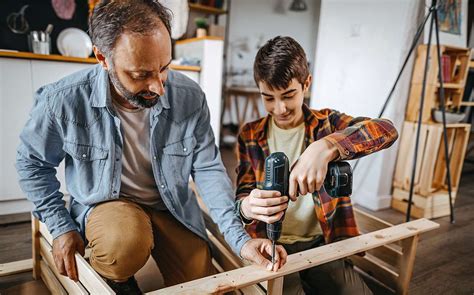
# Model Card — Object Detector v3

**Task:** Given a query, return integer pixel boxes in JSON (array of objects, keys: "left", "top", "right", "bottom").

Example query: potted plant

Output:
[{"left": 195, "top": 17, "right": 208, "bottom": 38}]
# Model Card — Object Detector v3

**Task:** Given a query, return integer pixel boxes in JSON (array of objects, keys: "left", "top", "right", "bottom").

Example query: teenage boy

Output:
[{"left": 235, "top": 36, "right": 398, "bottom": 294}]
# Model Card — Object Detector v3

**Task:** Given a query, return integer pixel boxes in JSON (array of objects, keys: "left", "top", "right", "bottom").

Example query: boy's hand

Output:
[
  {"left": 289, "top": 139, "right": 339, "bottom": 200},
  {"left": 241, "top": 189, "right": 289, "bottom": 223}
]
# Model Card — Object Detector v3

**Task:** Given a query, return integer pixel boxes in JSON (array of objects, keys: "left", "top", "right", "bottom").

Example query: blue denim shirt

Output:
[{"left": 16, "top": 64, "right": 251, "bottom": 256}]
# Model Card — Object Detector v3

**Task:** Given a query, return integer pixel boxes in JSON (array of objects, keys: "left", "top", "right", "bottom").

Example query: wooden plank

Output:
[
  {"left": 40, "top": 260, "right": 68, "bottom": 295},
  {"left": 418, "top": 124, "right": 443, "bottom": 195},
  {"left": 413, "top": 124, "right": 429, "bottom": 189},
  {"left": 391, "top": 193, "right": 454, "bottom": 219},
  {"left": 448, "top": 126, "right": 471, "bottom": 188},
  {"left": 433, "top": 128, "right": 457, "bottom": 187},
  {"left": 366, "top": 245, "right": 402, "bottom": 270},
  {"left": 393, "top": 122, "right": 414, "bottom": 188},
  {"left": 0, "top": 50, "right": 97, "bottom": 64},
  {"left": 392, "top": 199, "right": 428, "bottom": 219},
  {"left": 39, "top": 221, "right": 53, "bottom": 245},
  {"left": 350, "top": 254, "right": 398, "bottom": 291},
  {"left": 149, "top": 219, "right": 439, "bottom": 294},
  {"left": 32, "top": 216, "right": 41, "bottom": 279},
  {"left": 410, "top": 45, "right": 438, "bottom": 85},
  {"left": 75, "top": 253, "right": 114, "bottom": 294},
  {"left": 435, "top": 82, "right": 463, "bottom": 89},
  {"left": 396, "top": 235, "right": 419, "bottom": 295},
  {"left": 406, "top": 83, "right": 438, "bottom": 123},
  {"left": 353, "top": 208, "right": 393, "bottom": 232},
  {"left": 0, "top": 259, "right": 32, "bottom": 277},
  {"left": 267, "top": 277, "right": 284, "bottom": 295},
  {"left": 39, "top": 237, "right": 89, "bottom": 295},
  {"left": 393, "top": 188, "right": 456, "bottom": 209}
]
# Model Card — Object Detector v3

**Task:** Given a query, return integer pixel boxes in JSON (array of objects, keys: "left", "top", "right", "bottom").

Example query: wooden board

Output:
[
  {"left": 39, "top": 260, "right": 68, "bottom": 295},
  {"left": 0, "top": 259, "right": 32, "bottom": 277},
  {"left": 149, "top": 219, "right": 439, "bottom": 294},
  {"left": 39, "top": 237, "right": 88, "bottom": 295},
  {"left": 39, "top": 222, "right": 113, "bottom": 294}
]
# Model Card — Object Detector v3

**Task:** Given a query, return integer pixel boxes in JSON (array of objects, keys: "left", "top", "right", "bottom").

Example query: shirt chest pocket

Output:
[
  {"left": 162, "top": 136, "right": 196, "bottom": 182},
  {"left": 63, "top": 142, "right": 109, "bottom": 195}
]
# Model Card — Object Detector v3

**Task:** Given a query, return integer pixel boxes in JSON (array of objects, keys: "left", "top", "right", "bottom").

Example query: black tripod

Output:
[{"left": 353, "top": 0, "right": 456, "bottom": 223}]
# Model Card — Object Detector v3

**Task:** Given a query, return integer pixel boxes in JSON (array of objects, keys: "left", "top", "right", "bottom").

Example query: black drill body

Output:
[
  {"left": 262, "top": 152, "right": 353, "bottom": 263},
  {"left": 262, "top": 152, "right": 290, "bottom": 243}
]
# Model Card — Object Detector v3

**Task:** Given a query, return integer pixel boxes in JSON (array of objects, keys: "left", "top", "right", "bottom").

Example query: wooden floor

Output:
[{"left": 1, "top": 146, "right": 473, "bottom": 294}]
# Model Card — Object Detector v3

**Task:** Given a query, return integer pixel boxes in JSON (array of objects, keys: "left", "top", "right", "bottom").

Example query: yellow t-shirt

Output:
[{"left": 267, "top": 118, "right": 323, "bottom": 244}]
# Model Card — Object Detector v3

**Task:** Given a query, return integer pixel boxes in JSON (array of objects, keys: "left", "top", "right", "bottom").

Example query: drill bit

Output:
[{"left": 271, "top": 240, "right": 276, "bottom": 267}]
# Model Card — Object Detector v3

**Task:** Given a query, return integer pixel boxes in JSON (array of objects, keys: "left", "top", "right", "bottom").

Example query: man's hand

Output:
[
  {"left": 52, "top": 231, "right": 85, "bottom": 282},
  {"left": 289, "top": 139, "right": 339, "bottom": 200},
  {"left": 241, "top": 189, "right": 289, "bottom": 223},
  {"left": 241, "top": 238, "right": 287, "bottom": 272}
]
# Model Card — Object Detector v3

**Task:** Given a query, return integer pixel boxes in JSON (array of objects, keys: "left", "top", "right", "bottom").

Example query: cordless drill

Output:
[
  {"left": 262, "top": 152, "right": 290, "bottom": 267},
  {"left": 263, "top": 152, "right": 353, "bottom": 266}
]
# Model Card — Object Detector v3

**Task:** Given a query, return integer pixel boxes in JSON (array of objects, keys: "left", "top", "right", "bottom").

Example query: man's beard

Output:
[{"left": 108, "top": 67, "right": 160, "bottom": 109}]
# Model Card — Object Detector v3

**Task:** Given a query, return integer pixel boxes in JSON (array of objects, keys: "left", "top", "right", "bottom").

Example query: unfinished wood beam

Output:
[
  {"left": 39, "top": 237, "right": 88, "bottom": 295},
  {"left": 32, "top": 215, "right": 41, "bottom": 279},
  {"left": 39, "top": 233, "right": 113, "bottom": 294},
  {"left": 0, "top": 259, "right": 32, "bottom": 277},
  {"left": 39, "top": 260, "right": 68, "bottom": 295},
  {"left": 267, "top": 276, "right": 284, "bottom": 295},
  {"left": 350, "top": 254, "right": 398, "bottom": 290},
  {"left": 39, "top": 221, "right": 53, "bottom": 245},
  {"left": 149, "top": 218, "right": 439, "bottom": 294},
  {"left": 397, "top": 235, "right": 419, "bottom": 295}
]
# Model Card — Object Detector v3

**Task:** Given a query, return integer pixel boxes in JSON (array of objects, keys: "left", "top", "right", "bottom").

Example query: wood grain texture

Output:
[{"left": 149, "top": 219, "right": 438, "bottom": 294}]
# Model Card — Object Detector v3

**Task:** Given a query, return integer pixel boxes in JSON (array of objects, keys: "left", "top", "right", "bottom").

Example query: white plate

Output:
[{"left": 57, "top": 28, "right": 92, "bottom": 58}]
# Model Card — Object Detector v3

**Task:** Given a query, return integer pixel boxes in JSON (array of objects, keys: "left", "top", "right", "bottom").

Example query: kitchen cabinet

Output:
[
  {"left": 0, "top": 51, "right": 214, "bottom": 215},
  {"left": 0, "top": 57, "right": 93, "bottom": 215}
]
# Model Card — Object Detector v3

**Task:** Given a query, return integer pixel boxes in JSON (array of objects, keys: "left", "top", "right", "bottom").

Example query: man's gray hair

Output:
[{"left": 89, "top": 0, "right": 172, "bottom": 58}]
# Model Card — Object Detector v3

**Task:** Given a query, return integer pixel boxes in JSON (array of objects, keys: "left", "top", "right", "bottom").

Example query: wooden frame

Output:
[
  {"left": 31, "top": 207, "right": 438, "bottom": 295},
  {"left": 393, "top": 121, "right": 471, "bottom": 195},
  {"left": 406, "top": 45, "right": 472, "bottom": 122},
  {"left": 151, "top": 216, "right": 438, "bottom": 294}
]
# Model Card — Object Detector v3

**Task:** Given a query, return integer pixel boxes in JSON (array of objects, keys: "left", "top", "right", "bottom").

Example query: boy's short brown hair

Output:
[{"left": 253, "top": 36, "right": 309, "bottom": 90}]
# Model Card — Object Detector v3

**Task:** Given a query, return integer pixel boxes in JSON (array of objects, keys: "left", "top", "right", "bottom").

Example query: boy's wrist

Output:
[
  {"left": 324, "top": 138, "right": 339, "bottom": 161},
  {"left": 313, "top": 139, "right": 339, "bottom": 162}
]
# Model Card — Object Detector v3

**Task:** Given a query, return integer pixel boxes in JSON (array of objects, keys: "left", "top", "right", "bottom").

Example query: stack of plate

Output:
[{"left": 57, "top": 28, "right": 93, "bottom": 58}]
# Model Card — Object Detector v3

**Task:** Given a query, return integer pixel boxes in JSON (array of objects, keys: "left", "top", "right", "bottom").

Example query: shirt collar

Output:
[{"left": 90, "top": 64, "right": 171, "bottom": 112}]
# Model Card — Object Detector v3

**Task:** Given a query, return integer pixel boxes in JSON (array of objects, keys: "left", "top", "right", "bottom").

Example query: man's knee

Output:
[{"left": 86, "top": 201, "right": 154, "bottom": 281}]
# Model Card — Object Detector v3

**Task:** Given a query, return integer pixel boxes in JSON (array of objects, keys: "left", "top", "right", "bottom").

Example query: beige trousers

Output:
[{"left": 85, "top": 199, "right": 215, "bottom": 286}]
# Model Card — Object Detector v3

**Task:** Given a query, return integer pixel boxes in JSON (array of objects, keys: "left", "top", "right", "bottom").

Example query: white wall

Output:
[
  {"left": 311, "top": 0, "right": 424, "bottom": 210},
  {"left": 222, "top": 0, "right": 321, "bottom": 124},
  {"left": 424, "top": 0, "right": 468, "bottom": 47},
  {"left": 226, "top": 0, "right": 320, "bottom": 85}
]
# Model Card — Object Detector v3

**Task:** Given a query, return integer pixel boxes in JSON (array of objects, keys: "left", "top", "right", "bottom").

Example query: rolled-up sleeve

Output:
[{"left": 322, "top": 109, "right": 399, "bottom": 160}]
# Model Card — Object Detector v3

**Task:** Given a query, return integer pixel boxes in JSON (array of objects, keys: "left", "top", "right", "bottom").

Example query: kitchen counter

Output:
[{"left": 0, "top": 50, "right": 201, "bottom": 72}]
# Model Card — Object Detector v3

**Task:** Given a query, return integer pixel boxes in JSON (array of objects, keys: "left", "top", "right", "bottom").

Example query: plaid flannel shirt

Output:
[{"left": 236, "top": 104, "right": 398, "bottom": 244}]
